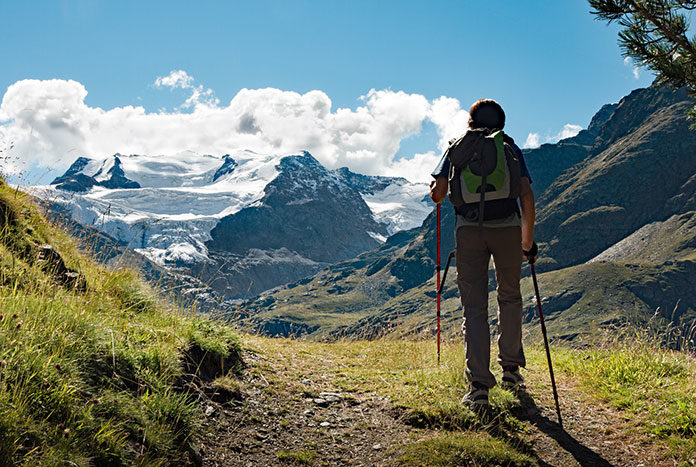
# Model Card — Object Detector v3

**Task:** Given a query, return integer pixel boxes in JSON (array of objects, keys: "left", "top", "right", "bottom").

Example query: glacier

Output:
[{"left": 32, "top": 150, "right": 431, "bottom": 267}]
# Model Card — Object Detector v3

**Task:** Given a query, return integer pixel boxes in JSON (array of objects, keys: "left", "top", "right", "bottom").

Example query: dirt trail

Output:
[
  {"left": 198, "top": 347, "right": 418, "bottom": 466},
  {"left": 198, "top": 341, "right": 675, "bottom": 466}
]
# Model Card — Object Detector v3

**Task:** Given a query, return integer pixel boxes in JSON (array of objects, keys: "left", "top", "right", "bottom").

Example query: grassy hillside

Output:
[
  {"left": 590, "top": 211, "right": 696, "bottom": 264},
  {"left": 0, "top": 180, "right": 241, "bottom": 465},
  {"left": 230, "top": 240, "right": 696, "bottom": 346}
]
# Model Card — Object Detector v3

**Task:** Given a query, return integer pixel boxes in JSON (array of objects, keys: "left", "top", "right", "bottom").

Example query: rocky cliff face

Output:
[{"left": 207, "top": 152, "right": 386, "bottom": 262}]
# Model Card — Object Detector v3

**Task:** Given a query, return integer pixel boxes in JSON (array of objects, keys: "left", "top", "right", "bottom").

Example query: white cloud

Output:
[
  {"left": 524, "top": 132, "right": 540, "bottom": 149},
  {"left": 0, "top": 74, "right": 470, "bottom": 183},
  {"left": 623, "top": 57, "right": 640, "bottom": 80},
  {"left": 154, "top": 69, "right": 219, "bottom": 109},
  {"left": 428, "top": 96, "right": 469, "bottom": 152},
  {"left": 523, "top": 123, "right": 582, "bottom": 149},
  {"left": 154, "top": 69, "right": 194, "bottom": 89},
  {"left": 558, "top": 123, "right": 582, "bottom": 139},
  {"left": 385, "top": 151, "right": 440, "bottom": 184}
]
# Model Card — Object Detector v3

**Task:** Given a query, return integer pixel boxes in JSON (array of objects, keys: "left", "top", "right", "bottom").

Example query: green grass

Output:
[
  {"left": 399, "top": 432, "right": 535, "bottom": 466},
  {"left": 276, "top": 448, "right": 316, "bottom": 464},
  {"left": 0, "top": 182, "right": 241, "bottom": 465},
  {"left": 550, "top": 336, "right": 696, "bottom": 461}
]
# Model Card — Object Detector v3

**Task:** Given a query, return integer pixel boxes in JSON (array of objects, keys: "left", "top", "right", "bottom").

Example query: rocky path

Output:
[
  {"left": 197, "top": 338, "right": 677, "bottom": 466},
  {"left": 197, "top": 346, "right": 419, "bottom": 466}
]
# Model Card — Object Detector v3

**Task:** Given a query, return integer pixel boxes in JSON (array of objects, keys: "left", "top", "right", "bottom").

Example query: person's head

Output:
[{"left": 468, "top": 99, "right": 505, "bottom": 130}]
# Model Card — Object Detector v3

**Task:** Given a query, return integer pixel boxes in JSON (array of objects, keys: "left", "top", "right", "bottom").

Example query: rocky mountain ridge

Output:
[{"left": 35, "top": 150, "right": 430, "bottom": 299}]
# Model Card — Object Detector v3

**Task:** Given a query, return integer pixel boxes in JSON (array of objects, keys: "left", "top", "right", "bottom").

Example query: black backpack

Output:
[{"left": 445, "top": 129, "right": 522, "bottom": 228}]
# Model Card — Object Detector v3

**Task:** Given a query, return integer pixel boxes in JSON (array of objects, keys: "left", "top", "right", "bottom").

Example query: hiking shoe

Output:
[
  {"left": 501, "top": 366, "right": 525, "bottom": 390},
  {"left": 462, "top": 382, "right": 489, "bottom": 408}
]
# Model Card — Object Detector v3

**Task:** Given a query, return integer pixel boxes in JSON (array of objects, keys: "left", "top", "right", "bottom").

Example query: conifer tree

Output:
[{"left": 589, "top": 0, "right": 696, "bottom": 120}]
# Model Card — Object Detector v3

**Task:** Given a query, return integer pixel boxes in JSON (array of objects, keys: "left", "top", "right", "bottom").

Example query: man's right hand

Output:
[{"left": 430, "top": 176, "right": 448, "bottom": 204}]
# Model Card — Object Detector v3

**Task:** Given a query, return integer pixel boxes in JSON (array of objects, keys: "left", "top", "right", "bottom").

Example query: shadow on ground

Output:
[{"left": 513, "top": 391, "right": 614, "bottom": 467}]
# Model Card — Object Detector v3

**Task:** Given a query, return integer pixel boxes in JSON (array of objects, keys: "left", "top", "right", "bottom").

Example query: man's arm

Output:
[
  {"left": 430, "top": 175, "right": 448, "bottom": 204},
  {"left": 519, "top": 177, "right": 535, "bottom": 253}
]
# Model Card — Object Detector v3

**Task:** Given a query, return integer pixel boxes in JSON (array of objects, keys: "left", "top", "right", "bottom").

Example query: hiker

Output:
[{"left": 429, "top": 99, "right": 537, "bottom": 408}]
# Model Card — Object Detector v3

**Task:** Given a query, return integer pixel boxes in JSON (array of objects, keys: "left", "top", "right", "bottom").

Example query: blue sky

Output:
[{"left": 0, "top": 0, "right": 654, "bottom": 183}]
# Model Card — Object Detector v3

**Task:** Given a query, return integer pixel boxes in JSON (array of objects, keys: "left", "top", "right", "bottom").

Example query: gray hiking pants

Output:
[{"left": 455, "top": 226, "right": 526, "bottom": 388}]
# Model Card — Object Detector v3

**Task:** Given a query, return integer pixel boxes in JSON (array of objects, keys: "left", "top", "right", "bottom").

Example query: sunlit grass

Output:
[
  {"left": 0, "top": 182, "right": 241, "bottom": 464},
  {"left": 398, "top": 432, "right": 535, "bottom": 466},
  {"left": 548, "top": 335, "right": 696, "bottom": 461}
]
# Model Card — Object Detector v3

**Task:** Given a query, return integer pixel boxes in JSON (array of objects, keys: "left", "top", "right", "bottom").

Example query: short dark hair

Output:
[{"left": 468, "top": 99, "right": 505, "bottom": 130}]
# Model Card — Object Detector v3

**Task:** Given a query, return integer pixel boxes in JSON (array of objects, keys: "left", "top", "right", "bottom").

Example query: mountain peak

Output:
[
  {"left": 212, "top": 154, "right": 238, "bottom": 182},
  {"left": 51, "top": 153, "right": 140, "bottom": 192},
  {"left": 279, "top": 151, "right": 323, "bottom": 169}
]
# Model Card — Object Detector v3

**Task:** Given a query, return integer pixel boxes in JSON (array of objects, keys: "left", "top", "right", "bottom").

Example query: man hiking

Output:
[{"left": 429, "top": 98, "right": 537, "bottom": 408}]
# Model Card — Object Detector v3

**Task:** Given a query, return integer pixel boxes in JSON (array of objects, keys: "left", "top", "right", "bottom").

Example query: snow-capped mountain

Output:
[{"left": 35, "top": 150, "right": 431, "bottom": 298}]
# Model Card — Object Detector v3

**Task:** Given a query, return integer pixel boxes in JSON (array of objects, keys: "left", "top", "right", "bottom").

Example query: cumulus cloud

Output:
[
  {"left": 523, "top": 123, "right": 582, "bottom": 149},
  {"left": 557, "top": 123, "right": 583, "bottom": 140},
  {"left": 385, "top": 151, "right": 439, "bottom": 183},
  {"left": 0, "top": 73, "right": 468, "bottom": 183},
  {"left": 429, "top": 96, "right": 469, "bottom": 151}
]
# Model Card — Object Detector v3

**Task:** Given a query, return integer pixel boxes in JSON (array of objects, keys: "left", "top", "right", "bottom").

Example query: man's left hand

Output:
[{"left": 523, "top": 242, "right": 538, "bottom": 264}]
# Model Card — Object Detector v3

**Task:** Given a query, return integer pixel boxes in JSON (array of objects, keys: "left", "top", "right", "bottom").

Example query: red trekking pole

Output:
[
  {"left": 436, "top": 204, "right": 441, "bottom": 365},
  {"left": 527, "top": 249, "right": 563, "bottom": 429}
]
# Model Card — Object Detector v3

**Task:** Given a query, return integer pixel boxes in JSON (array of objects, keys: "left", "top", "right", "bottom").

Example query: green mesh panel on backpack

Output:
[{"left": 461, "top": 130, "right": 506, "bottom": 194}]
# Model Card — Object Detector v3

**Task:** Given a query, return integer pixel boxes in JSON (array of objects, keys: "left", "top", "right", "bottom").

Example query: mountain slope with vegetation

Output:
[
  {"left": 0, "top": 179, "right": 241, "bottom": 465},
  {"left": 234, "top": 83, "right": 696, "bottom": 343},
  {"left": 4, "top": 168, "right": 696, "bottom": 466},
  {"left": 536, "top": 85, "right": 696, "bottom": 269}
]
